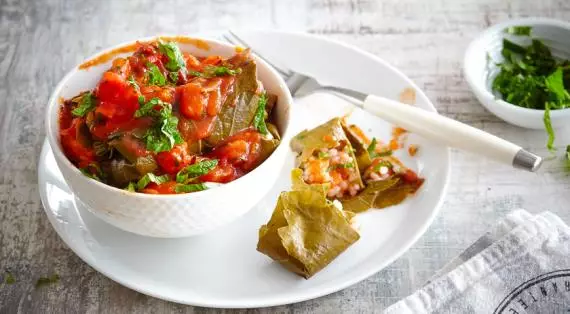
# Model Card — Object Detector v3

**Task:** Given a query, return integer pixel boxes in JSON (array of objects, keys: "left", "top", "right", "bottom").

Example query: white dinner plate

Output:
[{"left": 38, "top": 31, "right": 450, "bottom": 308}]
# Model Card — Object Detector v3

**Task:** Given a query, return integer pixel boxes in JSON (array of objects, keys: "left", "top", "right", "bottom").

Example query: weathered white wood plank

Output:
[{"left": 1, "top": 0, "right": 569, "bottom": 312}]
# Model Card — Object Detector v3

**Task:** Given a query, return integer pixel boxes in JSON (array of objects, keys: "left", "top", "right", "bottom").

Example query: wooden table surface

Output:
[{"left": 1, "top": 0, "right": 570, "bottom": 313}]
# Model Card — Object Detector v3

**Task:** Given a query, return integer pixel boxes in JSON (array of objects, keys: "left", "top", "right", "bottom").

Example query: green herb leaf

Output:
[
  {"left": 204, "top": 65, "right": 240, "bottom": 77},
  {"left": 146, "top": 62, "right": 166, "bottom": 86},
  {"left": 252, "top": 93, "right": 268, "bottom": 135},
  {"left": 158, "top": 41, "right": 187, "bottom": 73},
  {"left": 35, "top": 274, "right": 59, "bottom": 288},
  {"left": 377, "top": 150, "right": 393, "bottom": 157},
  {"left": 168, "top": 71, "right": 179, "bottom": 84},
  {"left": 136, "top": 173, "right": 170, "bottom": 190},
  {"left": 329, "top": 162, "right": 354, "bottom": 171},
  {"left": 174, "top": 183, "right": 208, "bottom": 193},
  {"left": 135, "top": 98, "right": 164, "bottom": 118},
  {"left": 367, "top": 138, "right": 378, "bottom": 158},
  {"left": 127, "top": 76, "right": 140, "bottom": 92},
  {"left": 505, "top": 26, "right": 532, "bottom": 36},
  {"left": 4, "top": 271, "right": 15, "bottom": 284},
  {"left": 544, "top": 103, "right": 556, "bottom": 151},
  {"left": 137, "top": 98, "right": 183, "bottom": 152},
  {"left": 318, "top": 151, "right": 329, "bottom": 159},
  {"left": 80, "top": 163, "right": 102, "bottom": 181},
  {"left": 545, "top": 67, "right": 570, "bottom": 104},
  {"left": 373, "top": 160, "right": 393, "bottom": 172},
  {"left": 143, "top": 114, "right": 183, "bottom": 152},
  {"left": 124, "top": 182, "right": 136, "bottom": 192},
  {"left": 176, "top": 159, "right": 218, "bottom": 183},
  {"left": 71, "top": 92, "right": 96, "bottom": 117},
  {"left": 187, "top": 70, "right": 203, "bottom": 77}
]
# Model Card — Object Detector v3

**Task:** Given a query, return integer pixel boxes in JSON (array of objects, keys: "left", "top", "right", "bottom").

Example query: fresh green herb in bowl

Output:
[{"left": 491, "top": 26, "right": 570, "bottom": 150}]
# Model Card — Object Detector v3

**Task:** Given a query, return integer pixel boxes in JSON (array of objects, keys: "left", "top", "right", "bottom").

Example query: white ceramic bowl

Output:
[
  {"left": 45, "top": 36, "right": 293, "bottom": 238},
  {"left": 464, "top": 18, "right": 570, "bottom": 129}
]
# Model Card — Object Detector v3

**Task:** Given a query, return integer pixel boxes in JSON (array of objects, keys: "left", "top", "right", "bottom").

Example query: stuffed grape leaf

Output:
[{"left": 257, "top": 168, "right": 360, "bottom": 279}]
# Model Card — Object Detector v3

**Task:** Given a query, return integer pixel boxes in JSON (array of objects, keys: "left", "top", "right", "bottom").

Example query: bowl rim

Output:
[
  {"left": 45, "top": 35, "right": 293, "bottom": 199},
  {"left": 464, "top": 17, "right": 570, "bottom": 117}
]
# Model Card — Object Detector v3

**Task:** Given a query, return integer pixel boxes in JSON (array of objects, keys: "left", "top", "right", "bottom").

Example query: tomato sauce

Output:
[{"left": 60, "top": 40, "right": 278, "bottom": 194}]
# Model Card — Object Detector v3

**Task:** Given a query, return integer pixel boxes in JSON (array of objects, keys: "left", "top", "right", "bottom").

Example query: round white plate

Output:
[{"left": 38, "top": 31, "right": 450, "bottom": 308}]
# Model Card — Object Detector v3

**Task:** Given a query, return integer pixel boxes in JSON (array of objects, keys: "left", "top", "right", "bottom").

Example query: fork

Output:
[{"left": 222, "top": 31, "right": 543, "bottom": 172}]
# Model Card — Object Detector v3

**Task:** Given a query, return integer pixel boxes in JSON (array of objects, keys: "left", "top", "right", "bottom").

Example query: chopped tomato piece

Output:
[
  {"left": 110, "top": 57, "right": 132, "bottom": 77},
  {"left": 60, "top": 118, "right": 96, "bottom": 168},
  {"left": 140, "top": 85, "right": 175, "bottom": 104},
  {"left": 95, "top": 71, "right": 140, "bottom": 123},
  {"left": 156, "top": 143, "right": 194, "bottom": 174},
  {"left": 177, "top": 83, "right": 206, "bottom": 120},
  {"left": 200, "top": 159, "right": 238, "bottom": 183},
  {"left": 400, "top": 169, "right": 424, "bottom": 190},
  {"left": 201, "top": 55, "right": 222, "bottom": 66},
  {"left": 210, "top": 129, "right": 262, "bottom": 170},
  {"left": 184, "top": 53, "right": 201, "bottom": 69},
  {"left": 141, "top": 181, "right": 178, "bottom": 194}
]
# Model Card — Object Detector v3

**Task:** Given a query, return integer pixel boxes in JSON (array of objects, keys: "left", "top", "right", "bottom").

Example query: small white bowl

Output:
[
  {"left": 45, "top": 36, "right": 293, "bottom": 238},
  {"left": 464, "top": 18, "right": 570, "bottom": 129}
]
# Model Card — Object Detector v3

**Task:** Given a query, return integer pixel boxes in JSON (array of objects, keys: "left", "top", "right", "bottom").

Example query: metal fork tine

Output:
[{"left": 225, "top": 30, "right": 293, "bottom": 79}]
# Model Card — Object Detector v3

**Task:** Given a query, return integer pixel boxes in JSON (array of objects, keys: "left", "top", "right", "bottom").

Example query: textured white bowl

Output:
[
  {"left": 45, "top": 36, "right": 293, "bottom": 238},
  {"left": 464, "top": 18, "right": 570, "bottom": 129}
]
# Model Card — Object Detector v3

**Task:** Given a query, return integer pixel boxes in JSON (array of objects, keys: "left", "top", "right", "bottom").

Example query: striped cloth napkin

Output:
[{"left": 384, "top": 210, "right": 570, "bottom": 313}]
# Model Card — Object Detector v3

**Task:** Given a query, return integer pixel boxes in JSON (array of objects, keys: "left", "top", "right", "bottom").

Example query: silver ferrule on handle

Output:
[{"left": 512, "top": 149, "right": 543, "bottom": 172}]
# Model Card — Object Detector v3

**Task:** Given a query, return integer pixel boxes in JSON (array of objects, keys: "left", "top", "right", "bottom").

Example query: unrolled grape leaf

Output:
[
  {"left": 205, "top": 60, "right": 260, "bottom": 146},
  {"left": 341, "top": 178, "right": 400, "bottom": 213},
  {"left": 341, "top": 176, "right": 421, "bottom": 213},
  {"left": 341, "top": 121, "right": 372, "bottom": 172}
]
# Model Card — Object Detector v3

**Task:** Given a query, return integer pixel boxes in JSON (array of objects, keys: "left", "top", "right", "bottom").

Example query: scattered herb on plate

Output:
[
  {"left": 35, "top": 274, "right": 60, "bottom": 288},
  {"left": 4, "top": 271, "right": 15, "bottom": 284},
  {"left": 491, "top": 26, "right": 570, "bottom": 151}
]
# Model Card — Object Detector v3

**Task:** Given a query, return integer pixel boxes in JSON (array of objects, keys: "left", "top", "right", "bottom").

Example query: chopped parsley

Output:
[
  {"left": 136, "top": 173, "right": 170, "bottom": 190},
  {"left": 204, "top": 65, "right": 240, "bottom": 77},
  {"left": 318, "top": 151, "right": 329, "bottom": 159},
  {"left": 174, "top": 183, "right": 208, "bottom": 193},
  {"left": 80, "top": 163, "right": 103, "bottom": 181},
  {"left": 187, "top": 70, "right": 203, "bottom": 77},
  {"left": 252, "top": 93, "right": 269, "bottom": 135},
  {"left": 505, "top": 26, "right": 532, "bottom": 36},
  {"left": 168, "top": 71, "right": 179, "bottom": 84},
  {"left": 329, "top": 162, "right": 354, "bottom": 171},
  {"left": 367, "top": 138, "right": 378, "bottom": 158},
  {"left": 136, "top": 98, "right": 183, "bottom": 152},
  {"left": 185, "top": 66, "right": 240, "bottom": 78},
  {"left": 71, "top": 92, "right": 96, "bottom": 117},
  {"left": 127, "top": 76, "right": 140, "bottom": 92},
  {"left": 135, "top": 98, "right": 165, "bottom": 118},
  {"left": 491, "top": 27, "right": 570, "bottom": 150},
  {"left": 373, "top": 160, "right": 393, "bottom": 172},
  {"left": 158, "top": 41, "right": 187, "bottom": 73},
  {"left": 35, "top": 274, "right": 59, "bottom": 288},
  {"left": 146, "top": 62, "right": 166, "bottom": 86},
  {"left": 124, "top": 182, "right": 136, "bottom": 192},
  {"left": 176, "top": 159, "right": 218, "bottom": 183}
]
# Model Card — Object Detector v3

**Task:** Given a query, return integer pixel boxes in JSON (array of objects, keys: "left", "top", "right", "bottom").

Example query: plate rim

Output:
[{"left": 38, "top": 30, "right": 451, "bottom": 308}]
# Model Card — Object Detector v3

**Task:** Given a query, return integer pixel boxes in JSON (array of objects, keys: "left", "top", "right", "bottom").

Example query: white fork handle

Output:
[{"left": 363, "top": 95, "right": 542, "bottom": 171}]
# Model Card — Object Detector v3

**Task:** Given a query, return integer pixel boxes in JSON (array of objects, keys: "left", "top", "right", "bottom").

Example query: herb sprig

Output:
[
  {"left": 176, "top": 159, "right": 218, "bottom": 184},
  {"left": 491, "top": 26, "right": 570, "bottom": 150},
  {"left": 71, "top": 92, "right": 96, "bottom": 117},
  {"left": 135, "top": 98, "right": 183, "bottom": 152},
  {"left": 252, "top": 93, "right": 269, "bottom": 135}
]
